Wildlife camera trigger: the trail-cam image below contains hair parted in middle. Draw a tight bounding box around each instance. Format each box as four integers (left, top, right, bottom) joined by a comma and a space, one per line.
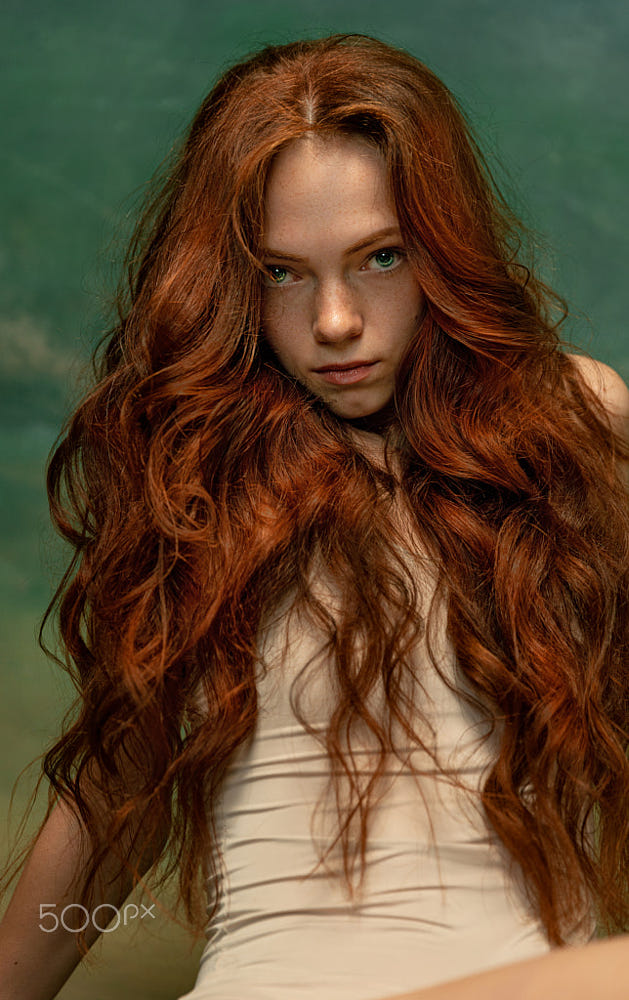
25, 34, 629, 950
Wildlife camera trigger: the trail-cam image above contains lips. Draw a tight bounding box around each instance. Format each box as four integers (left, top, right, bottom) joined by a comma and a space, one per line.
313, 360, 378, 385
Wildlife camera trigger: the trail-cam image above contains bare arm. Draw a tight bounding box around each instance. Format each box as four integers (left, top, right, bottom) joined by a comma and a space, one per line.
377, 358, 629, 998
374, 934, 629, 1000
567, 353, 629, 483
0, 794, 162, 1000
0, 798, 127, 1000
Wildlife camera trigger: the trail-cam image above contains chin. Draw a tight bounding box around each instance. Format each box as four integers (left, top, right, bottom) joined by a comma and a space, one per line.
328, 397, 395, 423
304, 379, 393, 421
327, 402, 376, 419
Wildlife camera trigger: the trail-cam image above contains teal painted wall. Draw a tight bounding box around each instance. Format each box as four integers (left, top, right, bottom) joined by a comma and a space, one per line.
1, 1, 627, 995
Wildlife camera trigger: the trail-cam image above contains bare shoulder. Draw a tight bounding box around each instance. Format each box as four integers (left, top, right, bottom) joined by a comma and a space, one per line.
565, 353, 629, 440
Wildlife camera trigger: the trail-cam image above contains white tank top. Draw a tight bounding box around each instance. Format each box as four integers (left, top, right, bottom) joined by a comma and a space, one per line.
178, 557, 568, 1000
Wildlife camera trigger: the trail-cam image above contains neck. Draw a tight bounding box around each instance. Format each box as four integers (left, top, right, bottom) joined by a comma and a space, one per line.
343, 400, 397, 438
344, 411, 403, 477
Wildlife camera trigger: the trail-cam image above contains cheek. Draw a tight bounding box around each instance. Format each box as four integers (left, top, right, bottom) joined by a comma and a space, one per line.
261, 295, 285, 350
378, 276, 423, 340
404, 277, 424, 329
261, 296, 300, 369
400, 270, 424, 310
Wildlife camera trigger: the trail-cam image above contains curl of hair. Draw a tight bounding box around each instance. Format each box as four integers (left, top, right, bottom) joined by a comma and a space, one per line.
5, 35, 629, 949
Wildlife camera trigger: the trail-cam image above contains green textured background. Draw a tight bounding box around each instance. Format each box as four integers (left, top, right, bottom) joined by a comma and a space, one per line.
1, 1, 627, 996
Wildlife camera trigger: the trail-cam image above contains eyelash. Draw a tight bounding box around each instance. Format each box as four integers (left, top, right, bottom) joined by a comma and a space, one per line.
263, 246, 406, 286
363, 247, 406, 272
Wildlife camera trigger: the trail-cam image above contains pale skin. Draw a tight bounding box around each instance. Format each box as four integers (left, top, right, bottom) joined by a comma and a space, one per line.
261, 133, 629, 454
1, 134, 628, 1000
262, 133, 629, 999
261, 134, 424, 424
375, 934, 629, 1000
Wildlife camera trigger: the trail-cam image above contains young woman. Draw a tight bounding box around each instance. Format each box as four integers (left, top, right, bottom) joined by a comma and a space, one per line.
1, 33, 629, 1000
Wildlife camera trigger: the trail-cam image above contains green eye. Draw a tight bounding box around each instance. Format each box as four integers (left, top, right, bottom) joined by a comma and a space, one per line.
266, 265, 289, 284
373, 250, 397, 269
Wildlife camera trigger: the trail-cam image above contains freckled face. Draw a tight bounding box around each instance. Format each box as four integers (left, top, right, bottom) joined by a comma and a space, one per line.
261, 135, 424, 420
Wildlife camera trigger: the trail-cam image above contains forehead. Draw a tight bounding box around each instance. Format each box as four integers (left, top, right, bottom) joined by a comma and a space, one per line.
263, 135, 398, 250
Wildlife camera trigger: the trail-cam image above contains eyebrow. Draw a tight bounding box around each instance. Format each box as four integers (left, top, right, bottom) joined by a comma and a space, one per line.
262, 226, 403, 263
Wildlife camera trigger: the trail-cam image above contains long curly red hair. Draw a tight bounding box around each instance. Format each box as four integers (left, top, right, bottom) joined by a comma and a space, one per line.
5, 34, 629, 948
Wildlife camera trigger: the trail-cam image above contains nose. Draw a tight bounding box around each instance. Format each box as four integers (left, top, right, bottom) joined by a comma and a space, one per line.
312, 279, 363, 344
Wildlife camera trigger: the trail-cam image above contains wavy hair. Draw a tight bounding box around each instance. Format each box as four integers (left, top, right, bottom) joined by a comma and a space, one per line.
5, 34, 629, 948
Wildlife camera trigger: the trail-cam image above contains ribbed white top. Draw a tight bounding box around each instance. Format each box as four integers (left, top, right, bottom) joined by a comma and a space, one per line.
178, 562, 560, 1000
